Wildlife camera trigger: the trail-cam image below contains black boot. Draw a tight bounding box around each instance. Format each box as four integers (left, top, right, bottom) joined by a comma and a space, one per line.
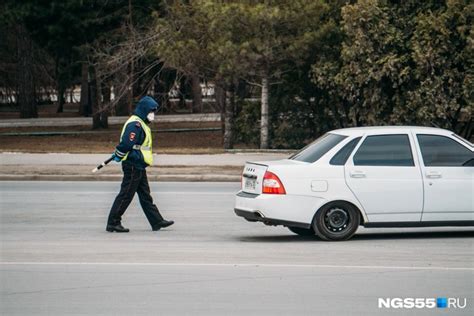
152, 220, 174, 231
106, 223, 130, 233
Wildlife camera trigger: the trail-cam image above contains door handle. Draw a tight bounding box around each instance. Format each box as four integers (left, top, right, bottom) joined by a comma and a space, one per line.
350, 171, 366, 178
426, 171, 442, 179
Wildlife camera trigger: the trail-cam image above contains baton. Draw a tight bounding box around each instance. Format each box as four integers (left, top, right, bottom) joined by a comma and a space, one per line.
92, 157, 114, 173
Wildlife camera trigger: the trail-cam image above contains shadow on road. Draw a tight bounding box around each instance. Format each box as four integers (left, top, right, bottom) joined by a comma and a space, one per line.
353, 230, 474, 240
237, 230, 474, 243
238, 235, 320, 242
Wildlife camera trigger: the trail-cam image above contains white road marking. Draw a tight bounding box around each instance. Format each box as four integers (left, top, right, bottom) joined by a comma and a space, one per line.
0, 262, 472, 271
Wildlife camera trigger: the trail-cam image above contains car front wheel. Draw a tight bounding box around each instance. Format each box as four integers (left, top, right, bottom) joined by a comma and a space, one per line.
313, 202, 360, 241
288, 226, 315, 236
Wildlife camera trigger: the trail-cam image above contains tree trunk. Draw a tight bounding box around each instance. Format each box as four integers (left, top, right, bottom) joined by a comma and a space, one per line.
55, 60, 65, 113
128, 61, 134, 114
100, 83, 111, 128
56, 82, 65, 113
155, 68, 176, 113
114, 69, 131, 116
178, 75, 187, 109
223, 85, 235, 149
215, 83, 226, 138
17, 25, 37, 118
260, 76, 269, 149
90, 67, 102, 129
79, 62, 90, 116
102, 83, 111, 104
191, 74, 202, 113
154, 77, 168, 113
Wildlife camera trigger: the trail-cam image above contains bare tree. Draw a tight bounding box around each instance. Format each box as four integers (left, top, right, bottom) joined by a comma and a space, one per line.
92, 25, 166, 122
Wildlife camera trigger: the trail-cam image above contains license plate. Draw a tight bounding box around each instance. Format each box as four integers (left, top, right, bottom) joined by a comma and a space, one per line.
244, 178, 256, 191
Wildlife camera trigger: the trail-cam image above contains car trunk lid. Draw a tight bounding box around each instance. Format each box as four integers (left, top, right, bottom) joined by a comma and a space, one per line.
241, 162, 268, 194
241, 160, 303, 194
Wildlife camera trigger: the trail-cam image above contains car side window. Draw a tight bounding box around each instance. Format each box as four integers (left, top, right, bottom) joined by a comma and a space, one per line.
417, 134, 474, 167
330, 137, 362, 165
353, 134, 414, 166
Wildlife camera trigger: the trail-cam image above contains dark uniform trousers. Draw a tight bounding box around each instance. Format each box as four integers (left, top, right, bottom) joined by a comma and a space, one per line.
107, 162, 164, 226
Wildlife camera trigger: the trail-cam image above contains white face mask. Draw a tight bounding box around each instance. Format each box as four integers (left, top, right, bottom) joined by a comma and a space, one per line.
147, 112, 155, 122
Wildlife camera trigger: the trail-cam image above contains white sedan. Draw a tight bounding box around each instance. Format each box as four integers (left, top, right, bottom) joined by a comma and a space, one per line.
234, 126, 474, 241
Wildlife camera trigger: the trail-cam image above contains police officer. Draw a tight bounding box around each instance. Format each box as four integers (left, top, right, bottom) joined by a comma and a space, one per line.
106, 96, 174, 233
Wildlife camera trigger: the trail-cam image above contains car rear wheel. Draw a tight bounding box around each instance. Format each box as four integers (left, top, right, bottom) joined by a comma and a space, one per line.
312, 202, 360, 241
288, 226, 315, 236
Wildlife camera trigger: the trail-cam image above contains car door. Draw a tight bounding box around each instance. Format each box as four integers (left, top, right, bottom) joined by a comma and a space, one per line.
415, 134, 474, 222
345, 133, 423, 222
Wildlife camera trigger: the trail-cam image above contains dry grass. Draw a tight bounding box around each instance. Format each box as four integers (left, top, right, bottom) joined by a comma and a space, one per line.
0, 121, 257, 153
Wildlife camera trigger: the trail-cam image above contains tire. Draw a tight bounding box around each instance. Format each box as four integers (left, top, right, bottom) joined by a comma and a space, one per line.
312, 202, 360, 241
288, 226, 315, 236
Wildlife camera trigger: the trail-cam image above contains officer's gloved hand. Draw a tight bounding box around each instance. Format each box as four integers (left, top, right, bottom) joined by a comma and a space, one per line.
112, 153, 122, 162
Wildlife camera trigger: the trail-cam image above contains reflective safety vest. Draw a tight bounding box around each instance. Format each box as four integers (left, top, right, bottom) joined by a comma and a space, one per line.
120, 115, 153, 166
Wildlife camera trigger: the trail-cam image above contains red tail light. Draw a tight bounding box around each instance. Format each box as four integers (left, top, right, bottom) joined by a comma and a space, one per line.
262, 171, 286, 194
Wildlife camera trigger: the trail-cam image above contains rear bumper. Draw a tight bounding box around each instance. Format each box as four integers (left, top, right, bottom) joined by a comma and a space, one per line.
234, 208, 311, 229
234, 190, 324, 225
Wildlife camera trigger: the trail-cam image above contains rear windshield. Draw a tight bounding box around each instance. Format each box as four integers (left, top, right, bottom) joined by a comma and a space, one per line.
290, 133, 347, 163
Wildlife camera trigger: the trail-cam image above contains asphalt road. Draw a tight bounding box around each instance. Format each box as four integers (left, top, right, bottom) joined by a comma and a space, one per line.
1, 181, 473, 315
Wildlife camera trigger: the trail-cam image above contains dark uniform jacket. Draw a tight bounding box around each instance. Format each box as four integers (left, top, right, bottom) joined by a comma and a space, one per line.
114, 97, 158, 169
